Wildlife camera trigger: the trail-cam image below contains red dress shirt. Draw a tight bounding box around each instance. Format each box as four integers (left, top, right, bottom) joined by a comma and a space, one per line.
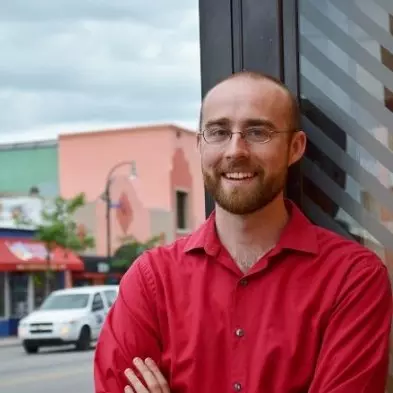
94, 202, 392, 393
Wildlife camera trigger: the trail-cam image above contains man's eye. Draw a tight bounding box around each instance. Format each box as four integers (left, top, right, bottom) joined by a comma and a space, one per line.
247, 128, 269, 137
209, 128, 228, 136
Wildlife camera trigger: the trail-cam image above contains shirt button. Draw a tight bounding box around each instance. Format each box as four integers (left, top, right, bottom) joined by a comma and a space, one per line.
235, 328, 245, 337
233, 382, 242, 391
240, 279, 248, 286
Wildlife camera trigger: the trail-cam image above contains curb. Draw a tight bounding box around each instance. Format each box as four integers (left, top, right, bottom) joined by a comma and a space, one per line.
0, 339, 20, 348
0, 340, 97, 349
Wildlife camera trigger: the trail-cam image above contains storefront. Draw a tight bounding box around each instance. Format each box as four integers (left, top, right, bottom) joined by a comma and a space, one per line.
72, 255, 122, 287
0, 237, 84, 336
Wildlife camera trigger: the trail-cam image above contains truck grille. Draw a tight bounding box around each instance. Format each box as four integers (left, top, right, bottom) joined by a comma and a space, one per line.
29, 323, 53, 334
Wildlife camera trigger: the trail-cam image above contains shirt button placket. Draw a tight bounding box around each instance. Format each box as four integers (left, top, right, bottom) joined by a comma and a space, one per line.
231, 279, 248, 393
239, 278, 248, 287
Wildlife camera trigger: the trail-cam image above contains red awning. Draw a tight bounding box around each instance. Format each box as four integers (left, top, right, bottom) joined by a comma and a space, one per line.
0, 238, 84, 272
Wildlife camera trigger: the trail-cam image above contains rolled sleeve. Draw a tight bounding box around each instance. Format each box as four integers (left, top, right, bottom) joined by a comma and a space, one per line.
94, 253, 162, 393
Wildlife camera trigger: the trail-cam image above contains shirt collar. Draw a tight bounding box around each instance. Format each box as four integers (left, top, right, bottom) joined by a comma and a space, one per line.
275, 200, 319, 255
184, 200, 319, 256
184, 211, 220, 256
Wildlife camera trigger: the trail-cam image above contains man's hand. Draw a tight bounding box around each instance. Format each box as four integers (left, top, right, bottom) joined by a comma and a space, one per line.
124, 358, 170, 393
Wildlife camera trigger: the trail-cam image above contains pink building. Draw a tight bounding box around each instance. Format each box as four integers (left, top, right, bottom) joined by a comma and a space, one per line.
58, 124, 205, 260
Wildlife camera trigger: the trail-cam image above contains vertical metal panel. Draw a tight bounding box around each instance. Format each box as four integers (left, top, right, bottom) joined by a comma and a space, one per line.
198, 0, 234, 97
282, 0, 300, 97
199, 0, 286, 217
241, 0, 283, 78
199, 0, 234, 216
231, 0, 244, 72
282, 0, 303, 206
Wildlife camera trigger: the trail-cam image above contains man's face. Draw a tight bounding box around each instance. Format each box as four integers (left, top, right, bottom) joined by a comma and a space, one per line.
199, 77, 305, 215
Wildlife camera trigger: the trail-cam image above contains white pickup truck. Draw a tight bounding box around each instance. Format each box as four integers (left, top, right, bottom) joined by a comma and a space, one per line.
17, 285, 119, 354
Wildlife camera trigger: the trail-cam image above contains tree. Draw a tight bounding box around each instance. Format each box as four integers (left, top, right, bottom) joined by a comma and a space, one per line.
111, 234, 162, 270
35, 193, 95, 297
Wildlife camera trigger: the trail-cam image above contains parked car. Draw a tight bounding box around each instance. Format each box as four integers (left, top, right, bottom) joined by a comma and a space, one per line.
17, 285, 119, 354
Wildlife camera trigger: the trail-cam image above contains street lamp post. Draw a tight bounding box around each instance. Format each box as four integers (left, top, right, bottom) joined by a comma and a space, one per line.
103, 161, 135, 263
104, 181, 112, 261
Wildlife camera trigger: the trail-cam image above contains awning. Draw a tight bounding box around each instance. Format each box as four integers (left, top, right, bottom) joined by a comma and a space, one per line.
0, 238, 84, 272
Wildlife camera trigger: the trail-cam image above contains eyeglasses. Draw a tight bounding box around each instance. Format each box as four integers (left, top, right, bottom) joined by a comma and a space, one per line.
199, 127, 295, 145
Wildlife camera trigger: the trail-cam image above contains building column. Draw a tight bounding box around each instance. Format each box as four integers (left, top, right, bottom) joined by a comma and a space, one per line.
27, 274, 34, 313
4, 272, 10, 318
64, 270, 72, 288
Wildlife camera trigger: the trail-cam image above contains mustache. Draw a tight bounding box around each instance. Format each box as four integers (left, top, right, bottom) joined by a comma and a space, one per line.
216, 160, 263, 173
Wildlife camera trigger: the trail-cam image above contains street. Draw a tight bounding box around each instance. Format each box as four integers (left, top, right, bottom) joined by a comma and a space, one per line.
0, 344, 94, 393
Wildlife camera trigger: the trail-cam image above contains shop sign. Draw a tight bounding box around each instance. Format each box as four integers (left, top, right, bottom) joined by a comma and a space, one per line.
0, 196, 49, 230
6, 241, 52, 261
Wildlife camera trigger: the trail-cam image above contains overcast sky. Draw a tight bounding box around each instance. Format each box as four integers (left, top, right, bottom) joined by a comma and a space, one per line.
0, 0, 201, 142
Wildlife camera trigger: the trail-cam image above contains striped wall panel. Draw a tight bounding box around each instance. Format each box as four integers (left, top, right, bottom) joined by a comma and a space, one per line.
298, 1, 393, 389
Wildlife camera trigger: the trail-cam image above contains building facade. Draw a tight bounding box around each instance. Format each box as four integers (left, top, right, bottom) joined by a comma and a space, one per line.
0, 123, 205, 334
199, 0, 393, 389
0, 140, 59, 197
58, 124, 205, 263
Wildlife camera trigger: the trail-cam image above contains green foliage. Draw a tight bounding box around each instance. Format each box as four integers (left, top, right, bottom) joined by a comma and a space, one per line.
111, 234, 161, 269
35, 193, 95, 253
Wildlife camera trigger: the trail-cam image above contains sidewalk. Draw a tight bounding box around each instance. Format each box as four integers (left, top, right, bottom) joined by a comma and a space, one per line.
0, 336, 20, 348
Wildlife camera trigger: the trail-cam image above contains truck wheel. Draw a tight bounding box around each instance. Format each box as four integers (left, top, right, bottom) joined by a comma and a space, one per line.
23, 341, 39, 354
75, 326, 91, 351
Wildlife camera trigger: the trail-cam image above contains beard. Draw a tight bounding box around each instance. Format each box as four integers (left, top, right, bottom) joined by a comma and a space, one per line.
203, 159, 288, 215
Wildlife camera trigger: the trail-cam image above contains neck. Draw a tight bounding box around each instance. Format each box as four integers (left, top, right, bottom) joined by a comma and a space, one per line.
215, 195, 289, 254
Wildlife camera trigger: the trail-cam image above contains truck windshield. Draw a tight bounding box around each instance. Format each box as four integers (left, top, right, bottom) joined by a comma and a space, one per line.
39, 293, 89, 310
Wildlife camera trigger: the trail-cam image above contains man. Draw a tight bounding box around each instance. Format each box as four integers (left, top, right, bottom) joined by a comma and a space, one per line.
94, 71, 392, 393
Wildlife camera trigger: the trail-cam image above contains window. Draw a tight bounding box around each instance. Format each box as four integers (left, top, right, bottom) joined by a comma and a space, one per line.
92, 293, 104, 311
0, 273, 5, 318
103, 290, 117, 307
130, 160, 137, 179
40, 293, 89, 310
361, 191, 373, 213
33, 272, 46, 309
9, 272, 28, 317
33, 272, 63, 309
176, 190, 188, 230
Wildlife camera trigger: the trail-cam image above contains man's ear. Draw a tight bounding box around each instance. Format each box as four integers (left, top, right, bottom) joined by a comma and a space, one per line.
289, 130, 307, 166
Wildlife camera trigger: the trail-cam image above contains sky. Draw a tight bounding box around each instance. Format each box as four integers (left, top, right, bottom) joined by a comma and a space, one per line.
0, 0, 201, 143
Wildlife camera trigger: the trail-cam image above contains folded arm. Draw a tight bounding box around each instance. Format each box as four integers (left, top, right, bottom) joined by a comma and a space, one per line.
94, 254, 162, 393
309, 258, 392, 393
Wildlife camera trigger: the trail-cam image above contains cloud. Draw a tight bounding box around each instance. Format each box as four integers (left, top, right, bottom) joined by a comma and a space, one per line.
0, 0, 201, 139
0, 0, 196, 25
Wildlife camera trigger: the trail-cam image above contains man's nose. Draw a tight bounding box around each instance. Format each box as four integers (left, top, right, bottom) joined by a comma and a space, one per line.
224, 133, 250, 159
